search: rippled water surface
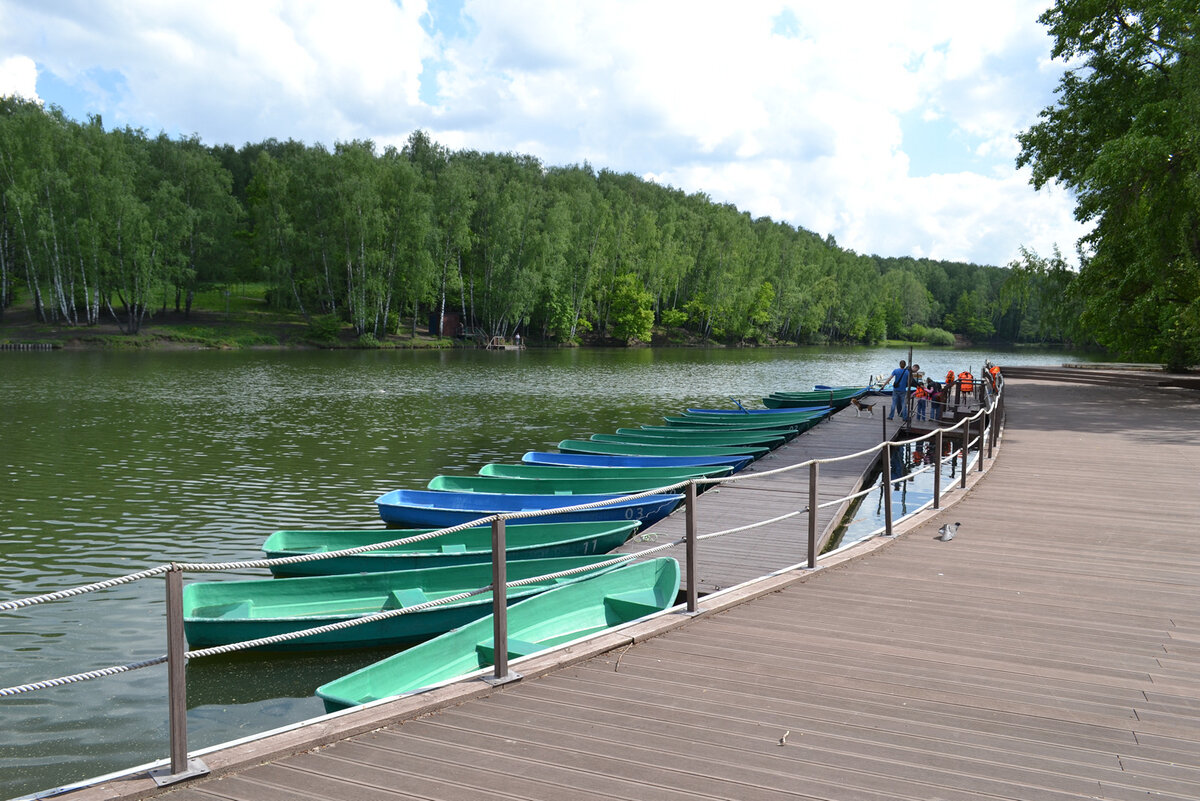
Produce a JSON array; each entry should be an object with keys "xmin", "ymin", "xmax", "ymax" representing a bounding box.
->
[{"xmin": 0, "ymin": 345, "xmax": 1084, "ymax": 798}]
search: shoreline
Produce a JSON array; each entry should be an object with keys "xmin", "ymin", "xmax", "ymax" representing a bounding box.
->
[{"xmin": 0, "ymin": 319, "xmax": 1081, "ymax": 354}]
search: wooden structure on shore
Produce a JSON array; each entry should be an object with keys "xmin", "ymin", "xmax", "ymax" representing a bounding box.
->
[{"xmin": 66, "ymin": 370, "xmax": 1200, "ymax": 801}]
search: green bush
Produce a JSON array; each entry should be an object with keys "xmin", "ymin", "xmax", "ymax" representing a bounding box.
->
[
  {"xmin": 924, "ymin": 327, "xmax": 956, "ymax": 346},
  {"xmin": 307, "ymin": 315, "xmax": 343, "ymax": 343},
  {"xmin": 660, "ymin": 308, "xmax": 687, "ymax": 328}
]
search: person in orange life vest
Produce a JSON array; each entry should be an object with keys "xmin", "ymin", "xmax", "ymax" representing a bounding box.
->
[
  {"xmin": 925, "ymin": 378, "xmax": 942, "ymax": 420},
  {"xmin": 913, "ymin": 382, "xmax": 929, "ymax": 421},
  {"xmin": 957, "ymin": 370, "xmax": 975, "ymax": 404}
]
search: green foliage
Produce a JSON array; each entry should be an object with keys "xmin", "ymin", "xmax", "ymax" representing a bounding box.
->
[
  {"xmin": 0, "ymin": 103, "xmax": 1077, "ymax": 351},
  {"xmin": 659, "ymin": 307, "xmax": 687, "ymax": 328},
  {"xmin": 307, "ymin": 314, "xmax": 343, "ymax": 343},
  {"xmin": 923, "ymin": 326, "xmax": 957, "ymax": 346},
  {"xmin": 1017, "ymin": 0, "xmax": 1200, "ymax": 369},
  {"xmin": 608, "ymin": 273, "xmax": 654, "ymax": 343},
  {"xmin": 944, "ymin": 290, "xmax": 995, "ymax": 341}
]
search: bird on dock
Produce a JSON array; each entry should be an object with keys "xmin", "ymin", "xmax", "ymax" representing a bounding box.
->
[{"xmin": 938, "ymin": 522, "xmax": 959, "ymax": 541}]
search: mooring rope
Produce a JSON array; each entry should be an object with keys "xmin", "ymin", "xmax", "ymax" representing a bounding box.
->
[
  {"xmin": 0, "ymin": 566, "xmax": 173, "ymax": 612},
  {"xmin": 0, "ymin": 655, "xmax": 168, "ymax": 697}
]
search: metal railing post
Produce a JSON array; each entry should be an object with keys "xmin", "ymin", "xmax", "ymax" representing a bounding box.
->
[
  {"xmin": 978, "ymin": 414, "xmax": 985, "ymax": 473},
  {"xmin": 933, "ymin": 428, "xmax": 943, "ymax": 509},
  {"xmin": 807, "ymin": 461, "xmax": 818, "ymax": 568},
  {"xmin": 960, "ymin": 419, "xmax": 969, "ymax": 489},
  {"xmin": 484, "ymin": 518, "xmax": 519, "ymax": 685},
  {"xmin": 685, "ymin": 482, "xmax": 698, "ymax": 612},
  {"xmin": 149, "ymin": 566, "xmax": 207, "ymax": 787},
  {"xmin": 881, "ymin": 443, "xmax": 893, "ymax": 536},
  {"xmin": 166, "ymin": 567, "xmax": 188, "ymax": 773},
  {"xmin": 986, "ymin": 409, "xmax": 994, "ymax": 459}
]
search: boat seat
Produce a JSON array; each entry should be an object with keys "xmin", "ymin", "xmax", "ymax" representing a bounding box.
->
[
  {"xmin": 439, "ymin": 544, "xmax": 468, "ymax": 554},
  {"xmin": 603, "ymin": 590, "xmax": 662, "ymax": 620},
  {"xmin": 195, "ymin": 600, "xmax": 253, "ymax": 619},
  {"xmin": 476, "ymin": 636, "xmax": 542, "ymax": 662},
  {"xmin": 382, "ymin": 588, "xmax": 431, "ymax": 610}
]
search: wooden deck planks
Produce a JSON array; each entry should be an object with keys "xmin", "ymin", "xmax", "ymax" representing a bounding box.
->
[{"xmin": 102, "ymin": 374, "xmax": 1200, "ymax": 801}]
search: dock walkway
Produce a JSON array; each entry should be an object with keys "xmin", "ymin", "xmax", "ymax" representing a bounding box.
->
[
  {"xmin": 618, "ymin": 405, "xmax": 890, "ymax": 593},
  {"xmin": 75, "ymin": 373, "xmax": 1200, "ymax": 801}
]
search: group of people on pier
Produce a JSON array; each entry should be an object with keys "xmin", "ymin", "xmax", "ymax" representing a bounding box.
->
[{"xmin": 880, "ymin": 359, "xmax": 999, "ymax": 423}]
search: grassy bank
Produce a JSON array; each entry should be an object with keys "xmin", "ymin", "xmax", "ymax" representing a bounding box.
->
[{"xmin": 0, "ymin": 286, "xmax": 459, "ymax": 350}]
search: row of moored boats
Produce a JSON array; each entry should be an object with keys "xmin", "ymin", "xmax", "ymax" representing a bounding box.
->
[{"xmin": 183, "ymin": 385, "xmax": 870, "ymax": 710}]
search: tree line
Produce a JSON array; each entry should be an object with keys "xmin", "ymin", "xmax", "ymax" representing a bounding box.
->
[{"xmin": 0, "ymin": 96, "xmax": 1072, "ymax": 347}]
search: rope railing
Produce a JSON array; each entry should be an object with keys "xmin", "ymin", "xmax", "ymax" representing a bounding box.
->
[{"xmin": 3, "ymin": 376, "xmax": 1004, "ymax": 788}]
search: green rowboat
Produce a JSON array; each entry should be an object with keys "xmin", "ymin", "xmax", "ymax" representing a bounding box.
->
[
  {"xmin": 559, "ymin": 438, "xmax": 769, "ymax": 459},
  {"xmin": 762, "ymin": 387, "xmax": 867, "ymax": 410},
  {"xmin": 674, "ymin": 408, "xmax": 831, "ymax": 424},
  {"xmin": 316, "ymin": 557, "xmax": 680, "ymax": 710},
  {"xmin": 610, "ymin": 428, "xmax": 788, "ymax": 447},
  {"xmin": 427, "ymin": 474, "xmax": 690, "ymax": 495},
  {"xmin": 635, "ymin": 424, "xmax": 798, "ymax": 442},
  {"xmin": 183, "ymin": 555, "xmax": 626, "ymax": 651},
  {"xmin": 262, "ymin": 520, "xmax": 640, "ymax": 577},
  {"xmin": 767, "ymin": 386, "xmax": 867, "ymax": 401},
  {"xmin": 660, "ymin": 415, "xmax": 811, "ymax": 430},
  {"xmin": 477, "ymin": 463, "xmax": 733, "ymax": 481}
]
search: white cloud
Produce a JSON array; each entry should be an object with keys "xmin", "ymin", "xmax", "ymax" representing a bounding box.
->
[
  {"xmin": 0, "ymin": 0, "xmax": 1086, "ymax": 266},
  {"xmin": 0, "ymin": 54, "xmax": 39, "ymax": 102},
  {"xmin": 1, "ymin": 0, "xmax": 434, "ymax": 144}
]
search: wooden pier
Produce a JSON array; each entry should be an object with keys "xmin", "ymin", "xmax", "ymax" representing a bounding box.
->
[
  {"xmin": 617, "ymin": 405, "xmax": 891, "ymax": 593},
  {"xmin": 69, "ymin": 370, "xmax": 1200, "ymax": 801}
]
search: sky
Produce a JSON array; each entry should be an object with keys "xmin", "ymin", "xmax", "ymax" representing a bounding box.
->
[{"xmin": 0, "ymin": 0, "xmax": 1089, "ymax": 268}]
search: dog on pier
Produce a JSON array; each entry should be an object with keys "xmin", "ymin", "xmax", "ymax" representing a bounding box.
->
[{"xmin": 850, "ymin": 396, "xmax": 876, "ymax": 417}]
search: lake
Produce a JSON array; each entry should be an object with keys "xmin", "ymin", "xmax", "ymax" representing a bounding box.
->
[{"xmin": 0, "ymin": 344, "xmax": 1086, "ymax": 799}]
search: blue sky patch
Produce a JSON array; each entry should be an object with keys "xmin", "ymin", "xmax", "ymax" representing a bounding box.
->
[
  {"xmin": 899, "ymin": 111, "xmax": 982, "ymax": 177},
  {"xmin": 771, "ymin": 9, "xmax": 801, "ymax": 38}
]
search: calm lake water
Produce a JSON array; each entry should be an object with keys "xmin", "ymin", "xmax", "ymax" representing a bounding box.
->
[{"xmin": 0, "ymin": 344, "xmax": 1087, "ymax": 798}]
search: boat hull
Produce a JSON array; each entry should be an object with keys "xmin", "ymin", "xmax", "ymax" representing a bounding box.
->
[
  {"xmin": 376, "ymin": 489, "xmax": 682, "ymax": 529},
  {"xmin": 558, "ymin": 439, "xmax": 768, "ymax": 459},
  {"xmin": 262, "ymin": 520, "xmax": 640, "ymax": 576},
  {"xmin": 316, "ymin": 557, "xmax": 681, "ymax": 710},
  {"xmin": 522, "ymin": 451, "xmax": 754, "ymax": 472},
  {"xmin": 478, "ymin": 463, "xmax": 733, "ymax": 481},
  {"xmin": 608, "ymin": 429, "xmax": 789, "ymax": 447},
  {"xmin": 427, "ymin": 474, "xmax": 691, "ymax": 495},
  {"xmin": 183, "ymin": 555, "xmax": 625, "ymax": 651}
]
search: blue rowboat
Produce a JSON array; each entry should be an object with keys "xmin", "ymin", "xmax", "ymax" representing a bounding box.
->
[
  {"xmin": 262, "ymin": 520, "xmax": 640, "ymax": 577},
  {"xmin": 375, "ymin": 489, "xmax": 682, "ymax": 529},
  {"xmin": 316, "ymin": 557, "xmax": 680, "ymax": 710},
  {"xmin": 521, "ymin": 451, "xmax": 754, "ymax": 472}
]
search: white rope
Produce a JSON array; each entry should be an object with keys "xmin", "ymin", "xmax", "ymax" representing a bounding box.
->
[
  {"xmin": 0, "ymin": 566, "xmax": 172, "ymax": 612},
  {"xmin": 1, "ymin": 655, "xmax": 168, "ymax": 697}
]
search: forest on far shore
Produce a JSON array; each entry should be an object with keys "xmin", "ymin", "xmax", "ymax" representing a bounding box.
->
[{"xmin": 0, "ymin": 97, "xmax": 1078, "ymax": 350}]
